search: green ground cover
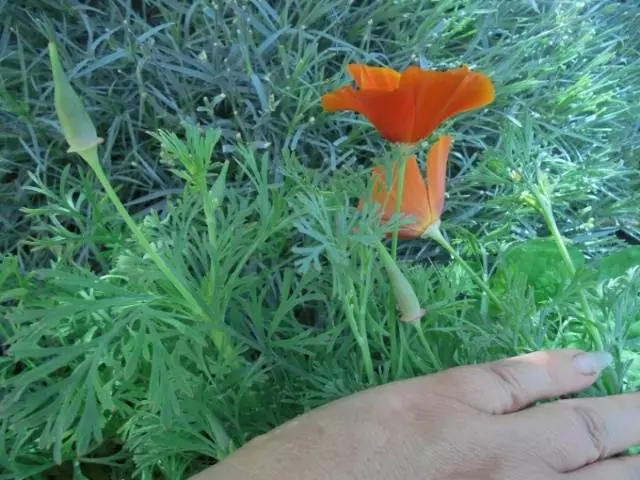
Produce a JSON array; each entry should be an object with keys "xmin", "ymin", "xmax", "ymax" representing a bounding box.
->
[{"xmin": 1, "ymin": 0, "xmax": 639, "ymax": 478}]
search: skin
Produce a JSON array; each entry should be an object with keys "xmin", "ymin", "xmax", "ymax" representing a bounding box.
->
[{"xmin": 193, "ymin": 350, "xmax": 640, "ymax": 480}]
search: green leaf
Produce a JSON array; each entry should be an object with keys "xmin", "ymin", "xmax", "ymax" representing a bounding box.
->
[
  {"xmin": 0, "ymin": 288, "xmax": 27, "ymax": 303},
  {"xmin": 151, "ymin": 125, "xmax": 222, "ymax": 182},
  {"xmin": 493, "ymin": 237, "xmax": 585, "ymax": 303},
  {"xmin": 4, "ymin": 348, "xmax": 86, "ymax": 387},
  {"xmin": 597, "ymin": 246, "xmax": 640, "ymax": 281},
  {"xmin": 76, "ymin": 381, "xmax": 103, "ymax": 455}
]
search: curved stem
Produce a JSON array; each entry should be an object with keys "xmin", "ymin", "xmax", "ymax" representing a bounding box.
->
[
  {"xmin": 425, "ymin": 225, "xmax": 505, "ymax": 311},
  {"xmin": 388, "ymin": 147, "xmax": 410, "ymax": 378},
  {"xmin": 85, "ymin": 151, "xmax": 206, "ymax": 317},
  {"xmin": 390, "ymin": 158, "xmax": 408, "ymax": 261},
  {"xmin": 531, "ymin": 187, "xmax": 604, "ymax": 351}
]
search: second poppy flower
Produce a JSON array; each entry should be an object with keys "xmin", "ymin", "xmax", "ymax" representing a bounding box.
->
[{"xmin": 365, "ymin": 135, "xmax": 453, "ymax": 239}]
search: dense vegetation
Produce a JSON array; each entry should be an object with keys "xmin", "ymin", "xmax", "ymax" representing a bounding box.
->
[{"xmin": 1, "ymin": 1, "xmax": 639, "ymax": 478}]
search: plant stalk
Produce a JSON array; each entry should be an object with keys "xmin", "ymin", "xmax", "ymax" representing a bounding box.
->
[
  {"xmin": 425, "ymin": 224, "xmax": 505, "ymax": 311},
  {"xmin": 531, "ymin": 187, "xmax": 604, "ymax": 351},
  {"xmin": 85, "ymin": 151, "xmax": 206, "ymax": 318}
]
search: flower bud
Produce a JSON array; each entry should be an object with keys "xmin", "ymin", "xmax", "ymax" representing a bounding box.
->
[
  {"xmin": 376, "ymin": 241, "xmax": 425, "ymax": 323},
  {"xmin": 48, "ymin": 42, "xmax": 103, "ymax": 158}
]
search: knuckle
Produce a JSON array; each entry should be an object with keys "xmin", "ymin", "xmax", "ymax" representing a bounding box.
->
[
  {"xmin": 571, "ymin": 404, "xmax": 608, "ymax": 460},
  {"xmin": 486, "ymin": 363, "xmax": 529, "ymax": 412}
]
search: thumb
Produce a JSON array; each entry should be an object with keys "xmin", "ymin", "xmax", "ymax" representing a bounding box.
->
[{"xmin": 424, "ymin": 349, "xmax": 612, "ymax": 414}]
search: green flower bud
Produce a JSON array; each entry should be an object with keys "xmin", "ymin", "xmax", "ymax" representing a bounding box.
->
[
  {"xmin": 48, "ymin": 42, "xmax": 103, "ymax": 158},
  {"xmin": 376, "ymin": 241, "xmax": 425, "ymax": 323}
]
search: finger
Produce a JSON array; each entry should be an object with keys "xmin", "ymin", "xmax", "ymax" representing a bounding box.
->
[
  {"xmin": 512, "ymin": 392, "xmax": 640, "ymax": 472},
  {"xmin": 565, "ymin": 455, "xmax": 640, "ymax": 479},
  {"xmin": 427, "ymin": 350, "xmax": 612, "ymax": 414}
]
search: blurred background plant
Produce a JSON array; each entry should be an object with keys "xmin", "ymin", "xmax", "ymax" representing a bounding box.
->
[{"xmin": 1, "ymin": 0, "xmax": 639, "ymax": 478}]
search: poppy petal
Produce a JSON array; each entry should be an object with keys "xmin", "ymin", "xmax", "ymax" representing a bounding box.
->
[
  {"xmin": 371, "ymin": 155, "xmax": 429, "ymax": 238},
  {"xmin": 322, "ymin": 87, "xmax": 415, "ymax": 143},
  {"xmin": 400, "ymin": 66, "xmax": 495, "ymax": 143},
  {"xmin": 400, "ymin": 155, "xmax": 431, "ymax": 222},
  {"xmin": 347, "ymin": 64, "xmax": 401, "ymax": 92},
  {"xmin": 425, "ymin": 136, "xmax": 453, "ymax": 220},
  {"xmin": 321, "ymin": 85, "xmax": 362, "ymax": 112}
]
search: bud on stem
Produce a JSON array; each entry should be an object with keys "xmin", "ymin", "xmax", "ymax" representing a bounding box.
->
[
  {"xmin": 375, "ymin": 240, "xmax": 425, "ymax": 323},
  {"xmin": 48, "ymin": 42, "xmax": 103, "ymax": 163}
]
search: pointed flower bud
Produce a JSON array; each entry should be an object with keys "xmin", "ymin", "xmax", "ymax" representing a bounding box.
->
[
  {"xmin": 48, "ymin": 42, "xmax": 103, "ymax": 161},
  {"xmin": 375, "ymin": 240, "xmax": 425, "ymax": 323}
]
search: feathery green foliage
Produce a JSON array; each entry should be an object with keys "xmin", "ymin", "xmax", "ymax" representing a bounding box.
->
[{"xmin": 1, "ymin": 0, "xmax": 639, "ymax": 478}]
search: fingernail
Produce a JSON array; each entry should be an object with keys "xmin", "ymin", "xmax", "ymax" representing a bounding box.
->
[{"xmin": 573, "ymin": 351, "xmax": 613, "ymax": 375}]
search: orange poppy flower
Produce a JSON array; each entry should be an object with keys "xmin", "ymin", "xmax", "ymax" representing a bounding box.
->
[
  {"xmin": 322, "ymin": 64, "xmax": 494, "ymax": 144},
  {"xmin": 366, "ymin": 136, "xmax": 453, "ymax": 239}
]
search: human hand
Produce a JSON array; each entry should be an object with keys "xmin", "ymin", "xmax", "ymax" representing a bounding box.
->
[{"xmin": 194, "ymin": 350, "xmax": 639, "ymax": 479}]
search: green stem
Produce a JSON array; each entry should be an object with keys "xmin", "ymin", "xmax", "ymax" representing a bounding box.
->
[
  {"xmin": 426, "ymin": 225, "xmax": 505, "ymax": 310},
  {"xmin": 199, "ymin": 174, "xmax": 217, "ymax": 301},
  {"xmin": 389, "ymin": 305, "xmax": 401, "ymax": 380},
  {"xmin": 389, "ymin": 149, "xmax": 410, "ymax": 378},
  {"xmin": 358, "ymin": 250, "xmax": 376, "ymax": 382},
  {"xmin": 200, "ymin": 175, "xmax": 217, "ymax": 253},
  {"xmin": 414, "ymin": 324, "xmax": 443, "ymax": 371},
  {"xmin": 344, "ymin": 279, "xmax": 375, "ymax": 385},
  {"xmin": 357, "ymin": 307, "xmax": 376, "ymax": 385},
  {"xmin": 531, "ymin": 187, "xmax": 604, "ymax": 351},
  {"xmin": 390, "ymin": 158, "xmax": 408, "ymax": 261},
  {"xmin": 85, "ymin": 152, "xmax": 205, "ymax": 317}
]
